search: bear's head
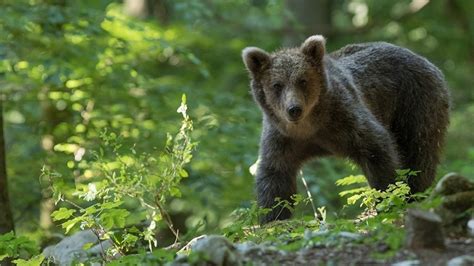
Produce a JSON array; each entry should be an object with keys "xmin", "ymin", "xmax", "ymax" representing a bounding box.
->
[{"xmin": 242, "ymin": 35, "xmax": 327, "ymax": 131}]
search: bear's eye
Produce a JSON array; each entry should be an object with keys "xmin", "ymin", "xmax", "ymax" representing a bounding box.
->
[
  {"xmin": 272, "ymin": 83, "xmax": 283, "ymax": 90},
  {"xmin": 298, "ymin": 79, "xmax": 308, "ymax": 87}
]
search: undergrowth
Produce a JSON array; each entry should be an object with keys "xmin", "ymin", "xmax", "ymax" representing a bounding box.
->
[
  {"xmin": 220, "ymin": 169, "xmax": 435, "ymax": 259},
  {"xmin": 0, "ymin": 95, "xmax": 441, "ymax": 265}
]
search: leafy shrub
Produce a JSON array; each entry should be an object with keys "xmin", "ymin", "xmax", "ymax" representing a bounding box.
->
[
  {"xmin": 336, "ymin": 169, "xmax": 420, "ymax": 214},
  {"xmin": 0, "ymin": 232, "xmax": 39, "ymax": 261},
  {"xmin": 334, "ymin": 170, "xmax": 427, "ymax": 255},
  {"xmin": 42, "ymin": 95, "xmax": 195, "ymax": 262}
]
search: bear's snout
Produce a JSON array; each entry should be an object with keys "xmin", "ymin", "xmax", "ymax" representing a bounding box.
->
[{"xmin": 287, "ymin": 105, "xmax": 303, "ymax": 121}]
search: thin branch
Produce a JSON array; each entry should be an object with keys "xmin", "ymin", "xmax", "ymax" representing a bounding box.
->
[
  {"xmin": 154, "ymin": 196, "xmax": 180, "ymax": 243},
  {"xmin": 300, "ymin": 172, "xmax": 319, "ymax": 221},
  {"xmin": 91, "ymin": 227, "xmax": 107, "ymax": 261},
  {"xmin": 58, "ymin": 197, "xmax": 124, "ymax": 258}
]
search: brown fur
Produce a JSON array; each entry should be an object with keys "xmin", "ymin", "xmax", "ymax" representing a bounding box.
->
[{"xmin": 242, "ymin": 36, "xmax": 450, "ymax": 223}]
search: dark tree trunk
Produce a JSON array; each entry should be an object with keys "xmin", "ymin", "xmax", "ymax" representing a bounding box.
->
[
  {"xmin": 0, "ymin": 98, "xmax": 14, "ymax": 234},
  {"xmin": 284, "ymin": 0, "xmax": 333, "ymax": 46}
]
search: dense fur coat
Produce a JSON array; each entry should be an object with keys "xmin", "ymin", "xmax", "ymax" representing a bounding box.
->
[{"xmin": 242, "ymin": 36, "xmax": 450, "ymax": 223}]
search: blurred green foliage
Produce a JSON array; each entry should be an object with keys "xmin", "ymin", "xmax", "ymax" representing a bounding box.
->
[
  {"xmin": 0, "ymin": 232, "xmax": 39, "ymax": 261},
  {"xmin": 0, "ymin": 0, "xmax": 473, "ymax": 251}
]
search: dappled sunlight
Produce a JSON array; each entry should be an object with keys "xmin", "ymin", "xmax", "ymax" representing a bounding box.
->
[{"xmin": 0, "ymin": 0, "xmax": 473, "ymax": 264}]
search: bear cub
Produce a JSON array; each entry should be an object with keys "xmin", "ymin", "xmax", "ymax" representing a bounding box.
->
[{"xmin": 242, "ymin": 35, "xmax": 450, "ymax": 223}]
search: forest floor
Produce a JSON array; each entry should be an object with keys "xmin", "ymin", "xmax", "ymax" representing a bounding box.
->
[
  {"xmin": 39, "ymin": 172, "xmax": 474, "ymax": 265},
  {"xmin": 239, "ymin": 236, "xmax": 474, "ymax": 265}
]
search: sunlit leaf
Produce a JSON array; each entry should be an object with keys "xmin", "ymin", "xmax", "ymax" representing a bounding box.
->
[
  {"xmin": 13, "ymin": 255, "xmax": 44, "ymax": 266},
  {"xmin": 100, "ymin": 209, "xmax": 130, "ymax": 229},
  {"xmin": 51, "ymin": 208, "xmax": 75, "ymax": 221}
]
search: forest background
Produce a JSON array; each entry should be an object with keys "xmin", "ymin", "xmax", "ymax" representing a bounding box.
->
[{"xmin": 0, "ymin": 0, "xmax": 473, "ymax": 262}]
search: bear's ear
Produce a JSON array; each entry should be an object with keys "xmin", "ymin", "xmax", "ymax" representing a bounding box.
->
[
  {"xmin": 301, "ymin": 35, "xmax": 326, "ymax": 62},
  {"xmin": 242, "ymin": 47, "xmax": 270, "ymax": 76}
]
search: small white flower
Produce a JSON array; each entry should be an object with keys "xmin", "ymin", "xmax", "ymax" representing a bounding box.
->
[
  {"xmin": 177, "ymin": 103, "xmax": 187, "ymax": 117},
  {"xmin": 84, "ymin": 183, "xmax": 98, "ymax": 201},
  {"xmin": 148, "ymin": 220, "xmax": 156, "ymax": 231}
]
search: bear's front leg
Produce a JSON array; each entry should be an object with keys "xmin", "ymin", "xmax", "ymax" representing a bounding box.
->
[
  {"xmin": 350, "ymin": 123, "xmax": 401, "ymax": 191},
  {"xmin": 256, "ymin": 159, "xmax": 299, "ymax": 224},
  {"xmin": 255, "ymin": 128, "xmax": 306, "ymax": 224}
]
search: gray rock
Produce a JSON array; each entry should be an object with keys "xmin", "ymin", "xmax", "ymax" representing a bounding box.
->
[
  {"xmin": 440, "ymin": 191, "xmax": 474, "ymax": 212},
  {"xmin": 468, "ymin": 219, "xmax": 474, "ymax": 236},
  {"xmin": 447, "ymin": 255, "xmax": 474, "ymax": 266},
  {"xmin": 391, "ymin": 260, "xmax": 420, "ymax": 266},
  {"xmin": 43, "ymin": 230, "xmax": 113, "ymax": 266},
  {"xmin": 234, "ymin": 241, "xmax": 258, "ymax": 254},
  {"xmin": 303, "ymin": 228, "xmax": 329, "ymax": 240},
  {"xmin": 404, "ymin": 209, "xmax": 445, "ymax": 250},
  {"xmin": 337, "ymin": 231, "xmax": 362, "ymax": 240},
  {"xmin": 188, "ymin": 235, "xmax": 242, "ymax": 266},
  {"xmin": 177, "ymin": 235, "xmax": 207, "ymax": 254},
  {"xmin": 432, "ymin": 173, "xmax": 474, "ymax": 235},
  {"xmin": 434, "ymin": 173, "xmax": 474, "ymax": 196}
]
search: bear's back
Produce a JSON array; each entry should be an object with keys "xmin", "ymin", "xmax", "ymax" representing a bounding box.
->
[
  {"xmin": 329, "ymin": 42, "xmax": 380, "ymax": 59},
  {"xmin": 328, "ymin": 42, "xmax": 447, "ymax": 128},
  {"xmin": 329, "ymin": 42, "xmax": 442, "ymax": 81},
  {"xmin": 329, "ymin": 42, "xmax": 421, "ymax": 67}
]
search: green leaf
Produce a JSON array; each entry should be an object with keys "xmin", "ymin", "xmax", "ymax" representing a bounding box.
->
[
  {"xmin": 347, "ymin": 194, "xmax": 363, "ymax": 205},
  {"xmin": 123, "ymin": 233, "xmax": 139, "ymax": 245},
  {"xmin": 99, "ymin": 209, "xmax": 130, "ymax": 229},
  {"xmin": 0, "ymin": 231, "xmax": 15, "ymax": 241},
  {"xmin": 335, "ymin": 175, "xmax": 367, "ymax": 186},
  {"xmin": 0, "ymin": 232, "xmax": 38, "ymax": 259},
  {"xmin": 51, "ymin": 208, "xmax": 75, "ymax": 221},
  {"xmin": 13, "ymin": 255, "xmax": 44, "ymax": 266},
  {"xmin": 84, "ymin": 205, "xmax": 99, "ymax": 215},
  {"xmin": 101, "ymin": 201, "xmax": 124, "ymax": 210},
  {"xmin": 82, "ymin": 242, "xmax": 95, "ymax": 250},
  {"xmin": 53, "ymin": 143, "xmax": 79, "ymax": 154},
  {"xmin": 170, "ymin": 187, "xmax": 181, "ymax": 197},
  {"xmin": 179, "ymin": 168, "xmax": 188, "ymax": 178},
  {"xmin": 61, "ymin": 217, "xmax": 82, "ymax": 234},
  {"xmin": 339, "ymin": 187, "xmax": 369, "ymax": 197},
  {"xmin": 395, "ymin": 169, "xmax": 410, "ymax": 176}
]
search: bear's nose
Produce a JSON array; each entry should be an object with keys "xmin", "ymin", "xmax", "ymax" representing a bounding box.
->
[{"xmin": 287, "ymin": 106, "xmax": 302, "ymax": 120}]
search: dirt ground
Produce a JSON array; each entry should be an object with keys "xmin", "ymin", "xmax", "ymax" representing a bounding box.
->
[{"xmin": 242, "ymin": 237, "xmax": 474, "ymax": 265}]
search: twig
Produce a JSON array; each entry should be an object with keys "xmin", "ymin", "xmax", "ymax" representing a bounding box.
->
[
  {"xmin": 58, "ymin": 197, "xmax": 124, "ymax": 258},
  {"xmin": 274, "ymin": 201, "xmax": 286, "ymax": 221},
  {"xmin": 154, "ymin": 196, "xmax": 180, "ymax": 243},
  {"xmin": 91, "ymin": 227, "xmax": 107, "ymax": 261},
  {"xmin": 300, "ymin": 171, "xmax": 319, "ymax": 221}
]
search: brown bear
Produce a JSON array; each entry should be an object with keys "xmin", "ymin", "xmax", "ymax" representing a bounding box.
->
[{"xmin": 242, "ymin": 35, "xmax": 450, "ymax": 223}]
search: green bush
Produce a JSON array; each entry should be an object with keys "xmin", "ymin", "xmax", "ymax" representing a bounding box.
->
[{"xmin": 43, "ymin": 95, "xmax": 194, "ymax": 260}]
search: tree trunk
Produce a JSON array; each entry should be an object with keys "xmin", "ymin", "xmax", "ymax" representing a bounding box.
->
[
  {"xmin": 124, "ymin": 0, "xmax": 170, "ymax": 24},
  {"xmin": 39, "ymin": 198, "xmax": 55, "ymax": 230},
  {"xmin": 124, "ymin": 0, "xmax": 148, "ymax": 18},
  {"xmin": 284, "ymin": 0, "xmax": 333, "ymax": 46},
  {"xmin": 0, "ymin": 98, "xmax": 15, "ymax": 234}
]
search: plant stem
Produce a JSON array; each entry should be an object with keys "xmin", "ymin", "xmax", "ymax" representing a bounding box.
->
[{"xmin": 300, "ymin": 172, "xmax": 319, "ymax": 221}]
